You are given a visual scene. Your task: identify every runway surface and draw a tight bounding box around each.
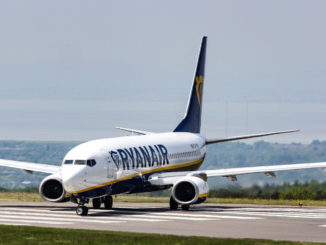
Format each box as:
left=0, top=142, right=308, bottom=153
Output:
left=0, top=201, right=326, bottom=242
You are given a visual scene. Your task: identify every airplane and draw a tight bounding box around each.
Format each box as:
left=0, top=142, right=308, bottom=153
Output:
left=1, top=36, right=326, bottom=216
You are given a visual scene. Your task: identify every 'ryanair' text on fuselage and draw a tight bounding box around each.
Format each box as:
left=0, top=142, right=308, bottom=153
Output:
left=109, top=144, right=169, bottom=170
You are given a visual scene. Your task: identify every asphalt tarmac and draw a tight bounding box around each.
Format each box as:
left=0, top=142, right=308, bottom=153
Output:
left=0, top=201, right=325, bottom=242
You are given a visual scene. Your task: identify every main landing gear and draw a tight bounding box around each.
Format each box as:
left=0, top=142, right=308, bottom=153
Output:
left=169, top=196, right=190, bottom=211
left=169, top=196, right=178, bottom=210
left=76, top=196, right=113, bottom=216
left=92, top=196, right=113, bottom=209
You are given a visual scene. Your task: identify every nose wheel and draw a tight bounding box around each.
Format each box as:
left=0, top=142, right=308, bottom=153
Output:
left=76, top=205, right=88, bottom=216
left=75, top=197, right=89, bottom=216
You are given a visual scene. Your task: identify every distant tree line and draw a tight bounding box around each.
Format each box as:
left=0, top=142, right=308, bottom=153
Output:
left=209, top=180, right=326, bottom=200
left=0, top=186, right=38, bottom=193
left=1, top=140, right=326, bottom=188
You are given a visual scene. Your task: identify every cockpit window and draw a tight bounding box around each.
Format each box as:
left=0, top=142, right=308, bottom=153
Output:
left=74, top=160, right=86, bottom=165
left=64, top=160, right=73, bottom=165
left=87, top=159, right=96, bottom=167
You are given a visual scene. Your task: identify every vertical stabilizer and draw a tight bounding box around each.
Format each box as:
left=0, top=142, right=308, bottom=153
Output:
left=174, top=36, right=207, bottom=134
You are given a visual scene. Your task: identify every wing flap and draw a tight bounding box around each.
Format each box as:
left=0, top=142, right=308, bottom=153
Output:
left=0, top=159, right=60, bottom=174
left=203, top=162, right=326, bottom=177
left=148, top=162, right=326, bottom=186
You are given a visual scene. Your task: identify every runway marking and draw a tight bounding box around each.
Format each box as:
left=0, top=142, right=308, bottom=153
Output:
left=0, top=209, right=214, bottom=222
left=1, top=207, right=75, bottom=214
left=1, top=205, right=325, bottom=229
left=0, top=210, right=167, bottom=223
left=112, top=210, right=261, bottom=220
left=0, top=214, right=124, bottom=224
left=199, top=208, right=326, bottom=219
left=1, top=204, right=326, bottom=242
left=221, top=211, right=324, bottom=219
left=0, top=208, right=220, bottom=221
left=0, top=218, right=71, bottom=225
left=126, top=214, right=217, bottom=221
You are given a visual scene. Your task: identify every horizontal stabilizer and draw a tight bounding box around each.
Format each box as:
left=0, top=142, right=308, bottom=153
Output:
left=115, top=127, right=153, bottom=135
left=205, top=130, right=299, bottom=145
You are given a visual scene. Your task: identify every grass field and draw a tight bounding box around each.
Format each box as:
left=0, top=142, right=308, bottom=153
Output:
left=0, top=192, right=43, bottom=202
left=1, top=192, right=326, bottom=206
left=0, top=225, right=324, bottom=245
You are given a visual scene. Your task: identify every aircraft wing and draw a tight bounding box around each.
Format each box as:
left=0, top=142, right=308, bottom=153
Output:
left=205, top=130, right=299, bottom=145
left=0, top=159, right=60, bottom=174
left=148, top=162, right=326, bottom=185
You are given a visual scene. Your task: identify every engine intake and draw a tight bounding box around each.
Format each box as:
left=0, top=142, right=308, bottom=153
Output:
left=172, top=176, right=209, bottom=205
left=39, top=174, right=68, bottom=202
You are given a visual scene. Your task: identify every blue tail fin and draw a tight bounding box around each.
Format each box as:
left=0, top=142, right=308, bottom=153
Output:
left=174, top=36, right=207, bottom=134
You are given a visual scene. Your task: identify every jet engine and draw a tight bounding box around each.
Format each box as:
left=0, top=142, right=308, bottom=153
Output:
left=39, top=173, right=69, bottom=202
left=172, top=176, right=209, bottom=205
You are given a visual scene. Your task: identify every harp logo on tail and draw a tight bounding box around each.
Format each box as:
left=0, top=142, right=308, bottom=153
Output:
left=195, top=75, right=204, bottom=105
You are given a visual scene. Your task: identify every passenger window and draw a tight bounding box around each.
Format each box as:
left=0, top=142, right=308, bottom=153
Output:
left=64, top=160, right=73, bottom=164
left=75, top=160, right=86, bottom=165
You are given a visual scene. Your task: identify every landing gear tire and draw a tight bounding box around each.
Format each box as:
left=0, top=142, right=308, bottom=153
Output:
left=92, top=198, right=101, bottom=209
left=76, top=206, right=88, bottom=216
left=169, top=196, right=178, bottom=210
left=181, top=204, right=190, bottom=211
left=104, top=195, right=113, bottom=209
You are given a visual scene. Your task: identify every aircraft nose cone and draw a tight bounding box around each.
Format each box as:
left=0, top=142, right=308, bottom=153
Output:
left=61, top=166, right=86, bottom=192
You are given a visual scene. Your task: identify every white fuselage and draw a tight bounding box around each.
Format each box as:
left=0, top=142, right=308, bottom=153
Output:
left=61, top=132, right=206, bottom=197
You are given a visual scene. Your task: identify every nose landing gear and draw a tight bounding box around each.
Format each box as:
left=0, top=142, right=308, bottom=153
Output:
left=76, top=205, right=88, bottom=216
left=75, top=197, right=89, bottom=216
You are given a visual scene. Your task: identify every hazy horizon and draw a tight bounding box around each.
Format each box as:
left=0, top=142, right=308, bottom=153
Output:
left=0, top=1, right=325, bottom=142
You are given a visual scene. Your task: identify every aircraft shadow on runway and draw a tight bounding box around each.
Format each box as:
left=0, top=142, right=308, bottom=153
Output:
left=0, top=204, right=305, bottom=216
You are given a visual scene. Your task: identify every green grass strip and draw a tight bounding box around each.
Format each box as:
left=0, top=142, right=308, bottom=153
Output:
left=0, top=225, right=323, bottom=245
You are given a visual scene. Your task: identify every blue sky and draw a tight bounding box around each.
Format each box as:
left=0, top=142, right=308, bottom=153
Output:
left=0, top=1, right=325, bottom=142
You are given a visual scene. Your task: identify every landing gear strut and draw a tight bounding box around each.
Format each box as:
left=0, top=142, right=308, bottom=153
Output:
left=169, top=196, right=178, bottom=210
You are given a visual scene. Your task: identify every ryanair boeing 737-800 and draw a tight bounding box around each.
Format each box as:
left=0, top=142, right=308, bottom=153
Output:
left=1, top=36, right=326, bottom=216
